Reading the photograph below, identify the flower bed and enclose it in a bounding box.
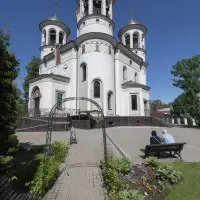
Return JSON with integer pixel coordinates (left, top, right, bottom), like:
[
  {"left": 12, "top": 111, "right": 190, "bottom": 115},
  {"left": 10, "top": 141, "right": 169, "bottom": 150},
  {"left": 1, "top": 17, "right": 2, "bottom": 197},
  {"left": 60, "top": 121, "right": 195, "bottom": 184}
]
[{"left": 101, "top": 156, "right": 183, "bottom": 200}]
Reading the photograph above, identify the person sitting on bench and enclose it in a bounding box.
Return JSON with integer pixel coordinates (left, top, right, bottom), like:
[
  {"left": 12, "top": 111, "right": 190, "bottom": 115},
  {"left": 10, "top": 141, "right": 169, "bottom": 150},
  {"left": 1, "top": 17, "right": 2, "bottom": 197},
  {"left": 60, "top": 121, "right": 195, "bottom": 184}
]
[
  {"left": 150, "top": 130, "right": 162, "bottom": 145},
  {"left": 161, "top": 129, "right": 175, "bottom": 144}
]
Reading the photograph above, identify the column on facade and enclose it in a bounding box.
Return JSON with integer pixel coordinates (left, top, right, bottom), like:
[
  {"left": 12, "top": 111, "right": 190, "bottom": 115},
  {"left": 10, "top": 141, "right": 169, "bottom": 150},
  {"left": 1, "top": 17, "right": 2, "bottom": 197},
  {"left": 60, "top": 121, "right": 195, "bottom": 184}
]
[
  {"left": 177, "top": 117, "right": 181, "bottom": 124},
  {"left": 89, "top": 0, "right": 93, "bottom": 14},
  {"left": 56, "top": 29, "right": 59, "bottom": 44},
  {"left": 101, "top": 0, "right": 106, "bottom": 15},
  {"left": 80, "top": 0, "right": 84, "bottom": 17},
  {"left": 184, "top": 118, "right": 188, "bottom": 125},
  {"left": 46, "top": 28, "right": 49, "bottom": 45},
  {"left": 109, "top": 1, "right": 113, "bottom": 19},
  {"left": 130, "top": 33, "right": 133, "bottom": 49},
  {"left": 171, "top": 118, "right": 174, "bottom": 124}
]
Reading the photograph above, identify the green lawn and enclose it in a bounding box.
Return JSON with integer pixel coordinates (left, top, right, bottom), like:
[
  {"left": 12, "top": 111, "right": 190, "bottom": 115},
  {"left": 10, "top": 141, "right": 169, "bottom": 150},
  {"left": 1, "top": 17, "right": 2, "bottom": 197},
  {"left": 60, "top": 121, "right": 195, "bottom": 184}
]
[{"left": 166, "top": 162, "right": 200, "bottom": 200}]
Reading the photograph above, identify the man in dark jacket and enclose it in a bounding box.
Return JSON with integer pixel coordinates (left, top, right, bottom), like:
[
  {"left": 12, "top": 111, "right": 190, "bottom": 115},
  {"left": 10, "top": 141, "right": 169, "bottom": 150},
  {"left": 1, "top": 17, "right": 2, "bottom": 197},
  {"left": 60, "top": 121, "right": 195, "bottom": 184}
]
[{"left": 150, "top": 130, "right": 162, "bottom": 145}]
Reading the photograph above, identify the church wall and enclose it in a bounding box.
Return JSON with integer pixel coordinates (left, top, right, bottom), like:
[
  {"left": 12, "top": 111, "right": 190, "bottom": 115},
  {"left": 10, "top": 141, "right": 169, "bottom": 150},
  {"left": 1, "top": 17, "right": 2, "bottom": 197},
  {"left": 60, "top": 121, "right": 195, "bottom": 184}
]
[
  {"left": 78, "top": 39, "right": 115, "bottom": 115},
  {"left": 78, "top": 17, "right": 113, "bottom": 36}
]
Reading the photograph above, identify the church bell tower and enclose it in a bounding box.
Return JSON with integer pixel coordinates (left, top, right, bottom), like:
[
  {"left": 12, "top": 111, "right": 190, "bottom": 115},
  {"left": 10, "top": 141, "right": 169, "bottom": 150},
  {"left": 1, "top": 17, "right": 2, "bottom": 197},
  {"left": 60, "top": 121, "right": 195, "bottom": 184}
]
[{"left": 76, "top": 0, "right": 116, "bottom": 36}]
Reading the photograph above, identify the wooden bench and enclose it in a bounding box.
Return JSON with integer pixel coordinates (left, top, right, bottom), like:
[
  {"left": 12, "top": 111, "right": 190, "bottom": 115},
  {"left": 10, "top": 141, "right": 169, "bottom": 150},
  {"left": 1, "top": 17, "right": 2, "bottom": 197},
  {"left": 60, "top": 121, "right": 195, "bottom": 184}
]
[{"left": 142, "top": 142, "right": 187, "bottom": 160}]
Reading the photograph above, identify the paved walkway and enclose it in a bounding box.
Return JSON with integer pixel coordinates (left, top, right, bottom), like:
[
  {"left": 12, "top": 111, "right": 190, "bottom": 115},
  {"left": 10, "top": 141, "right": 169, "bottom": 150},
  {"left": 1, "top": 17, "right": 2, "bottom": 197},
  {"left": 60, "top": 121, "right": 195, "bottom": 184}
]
[{"left": 44, "top": 130, "right": 106, "bottom": 200}]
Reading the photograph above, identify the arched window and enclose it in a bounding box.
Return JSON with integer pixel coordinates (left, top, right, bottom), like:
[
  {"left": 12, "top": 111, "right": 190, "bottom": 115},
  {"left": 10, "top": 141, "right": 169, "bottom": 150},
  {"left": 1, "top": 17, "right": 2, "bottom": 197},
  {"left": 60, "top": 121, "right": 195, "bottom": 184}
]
[
  {"left": 95, "top": 43, "right": 99, "bottom": 52},
  {"left": 123, "top": 66, "right": 127, "bottom": 82},
  {"left": 108, "top": 91, "right": 113, "bottom": 110},
  {"left": 135, "top": 72, "right": 138, "bottom": 83},
  {"left": 133, "top": 32, "right": 139, "bottom": 48},
  {"left": 109, "top": 46, "right": 111, "bottom": 55},
  {"left": 49, "top": 29, "right": 56, "bottom": 45},
  {"left": 59, "top": 32, "right": 64, "bottom": 44},
  {"left": 84, "top": 0, "right": 89, "bottom": 15},
  {"left": 93, "top": 0, "right": 101, "bottom": 15},
  {"left": 94, "top": 80, "right": 101, "bottom": 98},
  {"left": 81, "top": 63, "right": 87, "bottom": 81},
  {"left": 82, "top": 44, "right": 86, "bottom": 54},
  {"left": 125, "top": 34, "right": 130, "bottom": 48},
  {"left": 42, "top": 30, "right": 46, "bottom": 45}
]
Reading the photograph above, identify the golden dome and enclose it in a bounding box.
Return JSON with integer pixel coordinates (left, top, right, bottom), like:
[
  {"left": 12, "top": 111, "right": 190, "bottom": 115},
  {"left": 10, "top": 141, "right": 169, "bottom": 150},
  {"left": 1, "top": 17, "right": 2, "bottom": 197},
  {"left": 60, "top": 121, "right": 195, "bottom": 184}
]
[{"left": 128, "top": 19, "right": 140, "bottom": 25}]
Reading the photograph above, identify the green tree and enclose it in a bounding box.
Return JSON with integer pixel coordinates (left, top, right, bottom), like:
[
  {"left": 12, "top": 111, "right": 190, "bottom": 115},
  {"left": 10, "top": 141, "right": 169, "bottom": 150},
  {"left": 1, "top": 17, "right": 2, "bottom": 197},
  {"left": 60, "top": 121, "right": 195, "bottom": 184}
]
[
  {"left": 171, "top": 55, "right": 200, "bottom": 125},
  {"left": 171, "top": 55, "right": 200, "bottom": 93},
  {"left": 0, "top": 29, "right": 19, "bottom": 171},
  {"left": 23, "top": 57, "right": 41, "bottom": 102}
]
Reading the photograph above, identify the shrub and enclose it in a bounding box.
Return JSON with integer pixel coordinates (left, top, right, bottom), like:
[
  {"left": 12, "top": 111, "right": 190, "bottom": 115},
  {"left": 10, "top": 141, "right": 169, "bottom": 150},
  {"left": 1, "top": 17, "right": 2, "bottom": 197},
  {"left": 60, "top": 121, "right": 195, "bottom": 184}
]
[
  {"left": 155, "top": 164, "right": 183, "bottom": 184},
  {"left": 119, "top": 190, "right": 145, "bottom": 200},
  {"left": 29, "top": 142, "right": 68, "bottom": 197},
  {"left": 145, "top": 157, "right": 159, "bottom": 169},
  {"left": 0, "top": 156, "right": 13, "bottom": 171},
  {"left": 115, "top": 157, "right": 131, "bottom": 174},
  {"left": 101, "top": 155, "right": 131, "bottom": 194},
  {"left": 51, "top": 141, "right": 68, "bottom": 163}
]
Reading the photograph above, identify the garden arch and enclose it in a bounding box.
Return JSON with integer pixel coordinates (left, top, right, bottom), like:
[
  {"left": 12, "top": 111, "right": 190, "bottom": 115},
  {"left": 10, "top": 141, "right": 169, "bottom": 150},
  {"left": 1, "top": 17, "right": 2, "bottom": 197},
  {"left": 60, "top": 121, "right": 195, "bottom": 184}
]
[{"left": 44, "top": 97, "right": 108, "bottom": 166}]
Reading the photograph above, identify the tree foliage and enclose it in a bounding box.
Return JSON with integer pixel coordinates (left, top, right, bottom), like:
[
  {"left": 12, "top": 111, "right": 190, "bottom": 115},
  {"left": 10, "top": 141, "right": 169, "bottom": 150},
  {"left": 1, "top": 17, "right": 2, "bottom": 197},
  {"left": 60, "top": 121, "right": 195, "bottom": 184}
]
[
  {"left": 171, "top": 55, "right": 200, "bottom": 93},
  {"left": 0, "top": 29, "right": 19, "bottom": 170},
  {"left": 171, "top": 55, "right": 200, "bottom": 125},
  {"left": 23, "top": 57, "right": 41, "bottom": 101}
]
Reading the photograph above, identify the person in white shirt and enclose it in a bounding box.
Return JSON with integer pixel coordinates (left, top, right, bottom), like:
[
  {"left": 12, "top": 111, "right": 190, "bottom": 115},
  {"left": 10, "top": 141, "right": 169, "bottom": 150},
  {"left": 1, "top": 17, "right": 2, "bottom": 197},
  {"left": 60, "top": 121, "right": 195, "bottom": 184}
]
[{"left": 161, "top": 129, "right": 175, "bottom": 144}]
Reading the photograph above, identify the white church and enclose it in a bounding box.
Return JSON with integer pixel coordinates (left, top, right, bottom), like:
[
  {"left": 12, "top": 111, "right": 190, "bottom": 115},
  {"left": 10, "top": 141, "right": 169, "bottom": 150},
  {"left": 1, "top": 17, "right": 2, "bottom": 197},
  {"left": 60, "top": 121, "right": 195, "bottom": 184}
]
[{"left": 28, "top": 0, "right": 150, "bottom": 117}]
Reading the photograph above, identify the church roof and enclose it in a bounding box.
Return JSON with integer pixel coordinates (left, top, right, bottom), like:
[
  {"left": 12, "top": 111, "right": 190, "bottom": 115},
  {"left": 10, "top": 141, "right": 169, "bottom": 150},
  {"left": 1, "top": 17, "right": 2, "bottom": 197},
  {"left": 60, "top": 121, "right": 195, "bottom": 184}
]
[
  {"left": 121, "top": 80, "right": 150, "bottom": 91},
  {"left": 30, "top": 74, "right": 70, "bottom": 84},
  {"left": 39, "top": 15, "right": 70, "bottom": 35}
]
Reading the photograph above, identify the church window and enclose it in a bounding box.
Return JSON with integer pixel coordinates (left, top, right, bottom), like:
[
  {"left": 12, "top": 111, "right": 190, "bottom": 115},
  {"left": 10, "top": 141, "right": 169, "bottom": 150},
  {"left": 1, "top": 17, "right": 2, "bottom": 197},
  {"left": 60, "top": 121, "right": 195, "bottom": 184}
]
[
  {"left": 125, "top": 34, "right": 130, "bottom": 48},
  {"left": 96, "top": 19, "right": 100, "bottom": 23},
  {"left": 84, "top": 0, "right": 89, "bottom": 15},
  {"left": 108, "top": 91, "right": 113, "bottom": 110},
  {"left": 109, "top": 46, "right": 111, "bottom": 55},
  {"left": 49, "top": 29, "right": 56, "bottom": 45},
  {"left": 93, "top": 0, "right": 101, "bottom": 15},
  {"left": 81, "top": 63, "right": 87, "bottom": 81},
  {"left": 131, "top": 95, "right": 138, "bottom": 110},
  {"left": 56, "top": 92, "right": 63, "bottom": 110},
  {"left": 82, "top": 44, "right": 86, "bottom": 54},
  {"left": 123, "top": 66, "right": 127, "bottom": 82},
  {"left": 59, "top": 32, "right": 64, "bottom": 44},
  {"left": 43, "top": 30, "right": 46, "bottom": 45},
  {"left": 133, "top": 32, "right": 139, "bottom": 48},
  {"left": 94, "top": 80, "right": 101, "bottom": 98},
  {"left": 135, "top": 72, "right": 138, "bottom": 83},
  {"left": 95, "top": 43, "right": 99, "bottom": 52}
]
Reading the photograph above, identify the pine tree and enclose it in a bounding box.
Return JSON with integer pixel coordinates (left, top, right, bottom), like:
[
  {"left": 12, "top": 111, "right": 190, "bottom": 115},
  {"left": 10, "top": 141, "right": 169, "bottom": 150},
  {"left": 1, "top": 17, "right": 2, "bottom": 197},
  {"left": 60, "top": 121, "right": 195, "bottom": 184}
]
[{"left": 0, "top": 29, "right": 20, "bottom": 171}]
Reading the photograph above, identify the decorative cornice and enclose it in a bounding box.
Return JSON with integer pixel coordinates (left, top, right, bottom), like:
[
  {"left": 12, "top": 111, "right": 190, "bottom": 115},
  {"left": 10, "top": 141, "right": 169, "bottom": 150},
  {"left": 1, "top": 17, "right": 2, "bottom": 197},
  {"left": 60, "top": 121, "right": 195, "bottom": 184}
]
[
  {"left": 116, "top": 42, "right": 144, "bottom": 66},
  {"left": 29, "top": 74, "right": 70, "bottom": 84},
  {"left": 121, "top": 80, "right": 150, "bottom": 91},
  {"left": 42, "top": 41, "right": 76, "bottom": 63},
  {"left": 131, "top": 47, "right": 147, "bottom": 54},
  {"left": 77, "top": 14, "right": 115, "bottom": 29},
  {"left": 41, "top": 32, "right": 147, "bottom": 67},
  {"left": 75, "top": 32, "right": 117, "bottom": 47},
  {"left": 118, "top": 24, "right": 147, "bottom": 39}
]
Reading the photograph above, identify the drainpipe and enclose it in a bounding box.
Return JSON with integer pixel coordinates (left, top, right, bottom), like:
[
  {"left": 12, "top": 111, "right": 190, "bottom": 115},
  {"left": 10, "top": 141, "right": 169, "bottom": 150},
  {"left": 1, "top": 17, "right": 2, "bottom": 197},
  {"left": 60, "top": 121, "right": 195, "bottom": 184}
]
[
  {"left": 76, "top": 48, "right": 78, "bottom": 115},
  {"left": 114, "top": 49, "right": 117, "bottom": 116}
]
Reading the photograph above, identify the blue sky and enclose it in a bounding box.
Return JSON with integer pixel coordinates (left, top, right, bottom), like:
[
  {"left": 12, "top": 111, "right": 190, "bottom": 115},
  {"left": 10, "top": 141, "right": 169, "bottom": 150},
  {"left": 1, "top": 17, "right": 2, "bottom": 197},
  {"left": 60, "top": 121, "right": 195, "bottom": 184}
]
[{"left": 1, "top": 0, "right": 200, "bottom": 103}]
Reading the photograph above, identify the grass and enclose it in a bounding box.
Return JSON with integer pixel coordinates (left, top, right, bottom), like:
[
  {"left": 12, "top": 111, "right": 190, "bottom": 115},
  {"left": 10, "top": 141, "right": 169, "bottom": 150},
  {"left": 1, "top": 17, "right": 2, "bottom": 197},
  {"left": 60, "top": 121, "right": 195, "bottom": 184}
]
[
  {"left": 166, "top": 162, "right": 200, "bottom": 200},
  {"left": 10, "top": 148, "right": 42, "bottom": 193}
]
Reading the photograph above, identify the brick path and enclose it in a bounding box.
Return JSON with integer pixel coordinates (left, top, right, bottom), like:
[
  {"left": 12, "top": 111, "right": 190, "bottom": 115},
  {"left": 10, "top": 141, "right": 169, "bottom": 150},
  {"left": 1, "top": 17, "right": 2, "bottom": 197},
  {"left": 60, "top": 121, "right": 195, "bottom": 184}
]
[{"left": 44, "top": 130, "right": 106, "bottom": 200}]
